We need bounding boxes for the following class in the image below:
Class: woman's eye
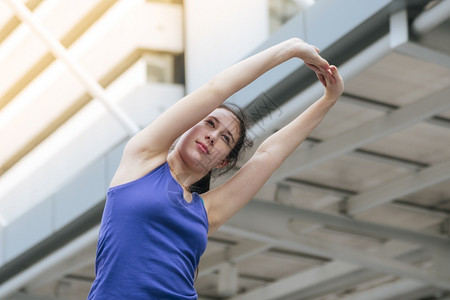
[206,120,214,127]
[223,135,230,143]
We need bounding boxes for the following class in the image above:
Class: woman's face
[176,108,241,173]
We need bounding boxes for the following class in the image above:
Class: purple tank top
[87,162,209,299]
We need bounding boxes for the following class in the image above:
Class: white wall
[184,0,269,93]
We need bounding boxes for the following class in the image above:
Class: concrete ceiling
[0,0,450,299]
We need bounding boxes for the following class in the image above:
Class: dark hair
[189,103,253,194]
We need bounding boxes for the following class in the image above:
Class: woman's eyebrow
[210,116,236,143]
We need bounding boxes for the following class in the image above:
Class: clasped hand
[293,39,344,100]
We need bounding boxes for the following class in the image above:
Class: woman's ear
[216,159,229,169]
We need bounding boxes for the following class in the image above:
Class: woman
[87,38,344,299]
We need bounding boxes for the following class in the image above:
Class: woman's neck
[167,152,205,190]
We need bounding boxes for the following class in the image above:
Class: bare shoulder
[109,152,167,188]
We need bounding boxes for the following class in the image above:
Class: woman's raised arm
[204,66,344,235]
[124,38,332,160]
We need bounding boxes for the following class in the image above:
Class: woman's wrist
[321,92,341,107]
[286,38,311,59]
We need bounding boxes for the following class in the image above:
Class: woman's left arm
[203,66,344,235]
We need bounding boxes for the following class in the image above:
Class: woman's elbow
[254,148,283,170]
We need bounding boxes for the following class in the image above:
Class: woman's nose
[206,133,216,144]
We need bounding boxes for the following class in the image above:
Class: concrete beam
[7,293,63,300]
[217,263,238,297]
[230,242,429,300]
[230,261,359,300]
[219,225,450,290]
[233,200,450,250]
[198,240,272,278]
[269,86,450,184]
[347,159,450,215]
[340,279,430,300]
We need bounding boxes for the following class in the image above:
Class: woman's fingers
[317,73,326,86]
[307,61,332,78]
[323,65,344,99]
[331,65,341,78]
[325,65,337,84]
[322,65,333,77]
[323,66,338,86]
[309,63,334,87]
[306,62,322,73]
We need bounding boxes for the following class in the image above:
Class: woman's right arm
[123,38,332,161]
[203,66,344,234]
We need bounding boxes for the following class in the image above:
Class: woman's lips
[196,142,209,154]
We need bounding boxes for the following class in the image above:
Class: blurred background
[0,0,450,299]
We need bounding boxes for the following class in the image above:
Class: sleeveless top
[87,162,209,299]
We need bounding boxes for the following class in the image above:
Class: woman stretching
[87,38,344,299]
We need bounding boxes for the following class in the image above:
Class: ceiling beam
[201,200,445,299]
[230,241,429,300]
[23,241,96,292]
[0,226,99,300]
[339,279,432,300]
[234,200,450,249]
[347,159,450,215]
[341,93,450,129]
[282,178,450,221]
[4,0,140,136]
[220,210,450,289]
[198,240,273,278]
[217,263,238,297]
[220,225,450,290]
[268,85,450,184]
[6,292,64,300]
[230,261,360,300]
[412,0,450,36]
